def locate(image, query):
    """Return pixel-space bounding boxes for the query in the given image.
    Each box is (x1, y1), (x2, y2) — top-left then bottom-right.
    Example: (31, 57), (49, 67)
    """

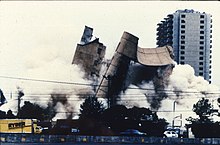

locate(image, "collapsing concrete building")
(72, 26), (106, 79)
(95, 32), (175, 108)
(72, 26), (175, 109)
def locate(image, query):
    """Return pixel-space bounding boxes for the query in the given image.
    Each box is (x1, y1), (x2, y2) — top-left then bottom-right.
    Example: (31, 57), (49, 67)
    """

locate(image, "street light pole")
(172, 101), (176, 128)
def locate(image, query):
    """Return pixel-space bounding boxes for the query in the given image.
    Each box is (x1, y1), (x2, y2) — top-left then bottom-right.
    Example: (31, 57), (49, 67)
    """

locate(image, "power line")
(3, 93), (220, 101)
(9, 109), (194, 114)
(3, 91), (220, 98)
(4, 90), (220, 98)
(8, 96), (219, 103)
(0, 75), (93, 86)
(0, 75), (220, 95)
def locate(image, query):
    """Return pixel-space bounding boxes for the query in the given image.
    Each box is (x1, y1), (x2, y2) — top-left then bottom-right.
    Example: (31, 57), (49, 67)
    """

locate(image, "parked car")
(165, 127), (188, 138)
(163, 130), (178, 138)
(120, 129), (147, 136)
(71, 128), (79, 134)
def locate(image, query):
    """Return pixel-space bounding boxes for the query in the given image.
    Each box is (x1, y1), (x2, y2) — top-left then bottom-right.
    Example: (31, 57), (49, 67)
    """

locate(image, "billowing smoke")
(119, 63), (174, 110)
(166, 64), (219, 109)
(167, 64), (219, 96)
(0, 46), (94, 120)
(23, 61), (94, 120)
(119, 63), (220, 124)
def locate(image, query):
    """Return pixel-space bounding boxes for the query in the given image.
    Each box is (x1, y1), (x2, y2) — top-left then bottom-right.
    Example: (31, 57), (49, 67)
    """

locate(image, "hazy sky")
(0, 1), (220, 98)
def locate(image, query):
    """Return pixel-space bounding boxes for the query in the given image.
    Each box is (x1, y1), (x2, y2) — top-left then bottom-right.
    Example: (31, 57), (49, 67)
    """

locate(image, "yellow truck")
(0, 119), (42, 134)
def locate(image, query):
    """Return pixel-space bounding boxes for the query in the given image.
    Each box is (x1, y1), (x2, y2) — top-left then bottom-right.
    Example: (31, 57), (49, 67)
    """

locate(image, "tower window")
(181, 30), (185, 34)
(181, 25), (185, 29)
(199, 72), (203, 76)
(181, 35), (185, 39)
(199, 67), (203, 71)
(93, 60), (99, 66)
(181, 20), (185, 23)
(200, 31), (204, 34)
(181, 46), (185, 49)
(181, 41), (185, 44)
(199, 62), (203, 65)
(200, 46), (204, 50)
(180, 56), (185, 60)
(180, 51), (185, 54)
(200, 20), (204, 24)
(199, 57), (204, 60)
(199, 51), (204, 55)
(200, 25), (204, 29)
(181, 14), (186, 18)
(200, 36), (204, 39)
(200, 41), (204, 45)
(97, 47), (102, 55)
(200, 15), (205, 18)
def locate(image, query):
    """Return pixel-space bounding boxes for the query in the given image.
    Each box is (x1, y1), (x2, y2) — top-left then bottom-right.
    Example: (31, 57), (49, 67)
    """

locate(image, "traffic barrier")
(1, 133), (220, 144)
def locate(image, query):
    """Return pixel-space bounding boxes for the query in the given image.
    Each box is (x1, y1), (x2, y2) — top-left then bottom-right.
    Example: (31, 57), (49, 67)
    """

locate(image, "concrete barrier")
(1, 134), (220, 144)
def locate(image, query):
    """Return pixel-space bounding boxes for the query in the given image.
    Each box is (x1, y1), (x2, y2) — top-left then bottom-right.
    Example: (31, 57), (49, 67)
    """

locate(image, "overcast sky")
(0, 1), (220, 98)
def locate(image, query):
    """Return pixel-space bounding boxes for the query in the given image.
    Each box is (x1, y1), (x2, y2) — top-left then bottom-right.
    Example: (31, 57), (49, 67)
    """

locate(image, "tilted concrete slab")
(137, 46), (174, 66)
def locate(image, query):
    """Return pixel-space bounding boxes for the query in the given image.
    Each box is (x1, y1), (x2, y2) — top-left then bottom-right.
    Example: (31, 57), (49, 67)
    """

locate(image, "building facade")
(156, 9), (212, 83)
(72, 26), (106, 79)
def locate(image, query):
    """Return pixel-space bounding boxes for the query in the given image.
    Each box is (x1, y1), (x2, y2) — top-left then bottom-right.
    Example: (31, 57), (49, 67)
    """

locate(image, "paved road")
(0, 143), (198, 145)
(1, 143), (127, 145)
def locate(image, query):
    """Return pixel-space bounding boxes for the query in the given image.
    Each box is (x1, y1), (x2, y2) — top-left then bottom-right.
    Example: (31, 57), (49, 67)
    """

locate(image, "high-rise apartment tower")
(156, 9), (212, 83)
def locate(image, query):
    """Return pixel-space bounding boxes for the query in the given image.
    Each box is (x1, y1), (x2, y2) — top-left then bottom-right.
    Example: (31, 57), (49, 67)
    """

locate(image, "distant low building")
(72, 26), (106, 79)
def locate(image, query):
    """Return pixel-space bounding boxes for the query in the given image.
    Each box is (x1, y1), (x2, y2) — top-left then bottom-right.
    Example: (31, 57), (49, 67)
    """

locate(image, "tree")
(192, 98), (213, 122)
(17, 101), (49, 121)
(6, 110), (16, 119)
(102, 105), (127, 122)
(79, 96), (105, 120)
(0, 110), (6, 119)
(79, 96), (105, 135)
(101, 105), (168, 136)
(186, 98), (220, 138)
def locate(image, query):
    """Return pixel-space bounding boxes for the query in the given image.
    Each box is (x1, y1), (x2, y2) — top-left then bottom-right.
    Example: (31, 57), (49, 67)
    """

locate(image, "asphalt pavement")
(0, 143), (197, 145)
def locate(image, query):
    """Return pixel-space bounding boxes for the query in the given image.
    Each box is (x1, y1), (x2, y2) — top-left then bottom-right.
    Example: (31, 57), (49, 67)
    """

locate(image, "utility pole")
(172, 101), (176, 128)
(106, 75), (112, 108)
(17, 90), (24, 117)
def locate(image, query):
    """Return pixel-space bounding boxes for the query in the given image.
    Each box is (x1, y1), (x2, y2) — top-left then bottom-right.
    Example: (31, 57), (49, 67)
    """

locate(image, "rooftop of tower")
(175, 9), (210, 15)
